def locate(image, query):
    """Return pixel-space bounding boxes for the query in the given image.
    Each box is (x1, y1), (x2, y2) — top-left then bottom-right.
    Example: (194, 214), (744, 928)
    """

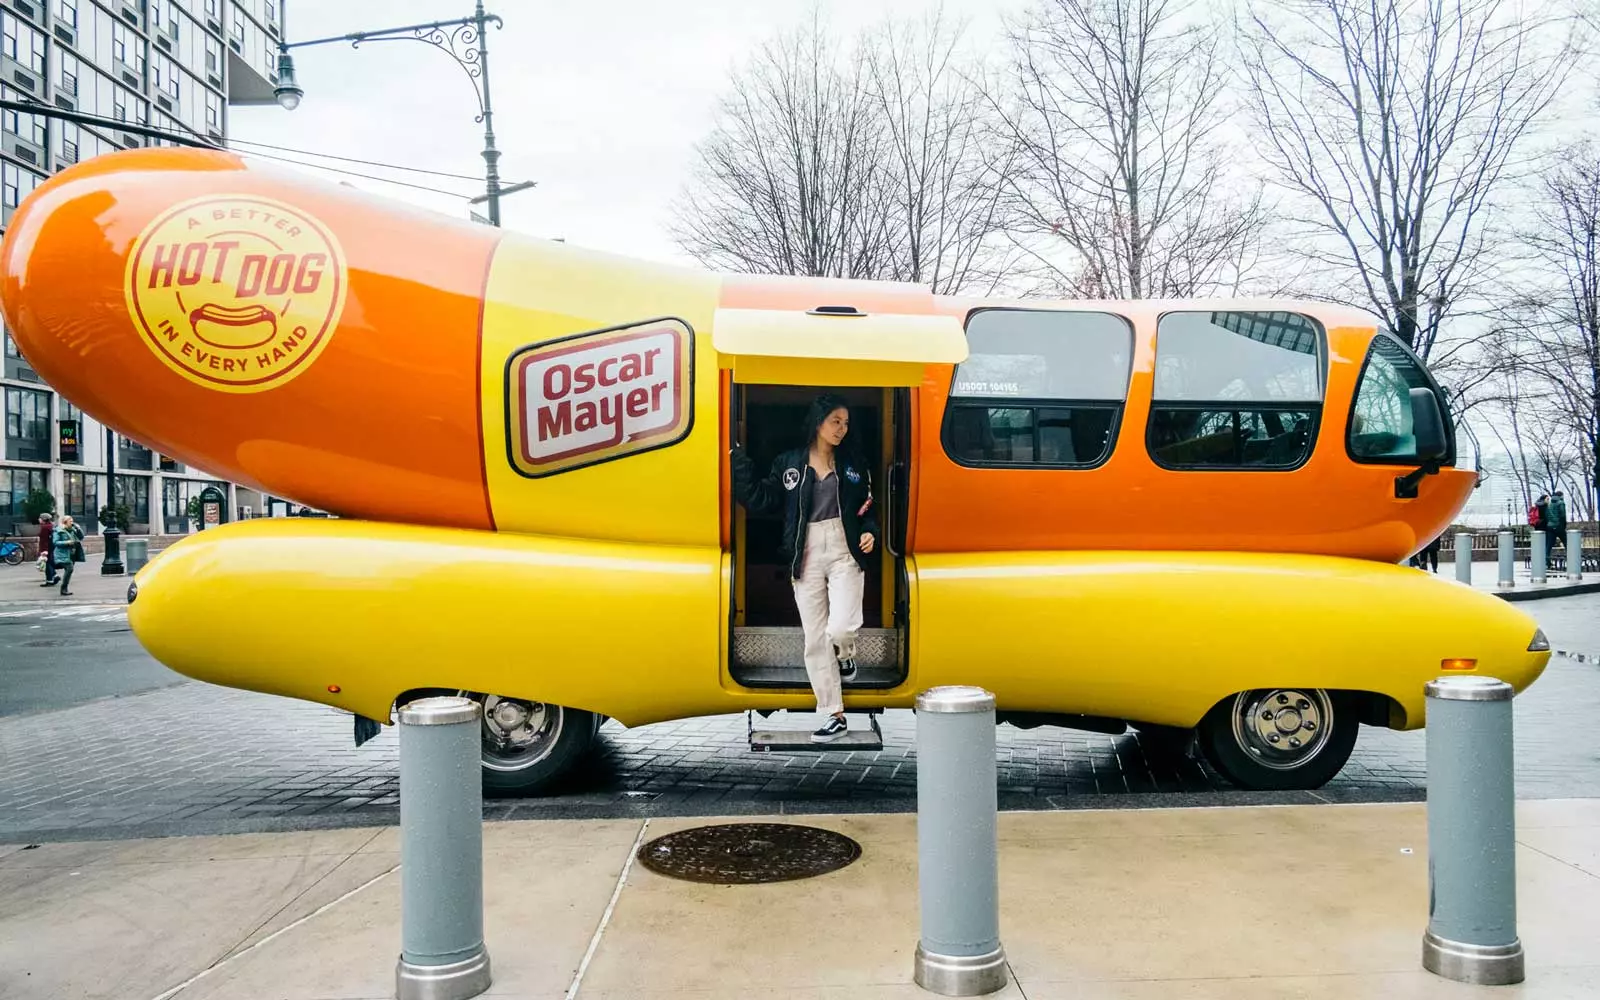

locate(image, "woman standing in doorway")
(731, 394), (879, 743)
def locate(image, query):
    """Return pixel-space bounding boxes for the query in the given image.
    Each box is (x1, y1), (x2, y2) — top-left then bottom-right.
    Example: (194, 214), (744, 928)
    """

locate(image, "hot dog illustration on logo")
(123, 194), (347, 393)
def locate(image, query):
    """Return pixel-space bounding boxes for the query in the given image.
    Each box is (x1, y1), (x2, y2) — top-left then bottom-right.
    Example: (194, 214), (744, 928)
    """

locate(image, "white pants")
(792, 517), (864, 717)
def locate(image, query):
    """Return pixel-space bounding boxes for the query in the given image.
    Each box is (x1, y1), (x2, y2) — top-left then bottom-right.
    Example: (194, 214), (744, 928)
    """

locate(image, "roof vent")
(806, 305), (865, 317)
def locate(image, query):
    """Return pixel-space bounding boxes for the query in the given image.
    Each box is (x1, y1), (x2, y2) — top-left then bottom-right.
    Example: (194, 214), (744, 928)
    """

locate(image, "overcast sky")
(229, 0), (1017, 266)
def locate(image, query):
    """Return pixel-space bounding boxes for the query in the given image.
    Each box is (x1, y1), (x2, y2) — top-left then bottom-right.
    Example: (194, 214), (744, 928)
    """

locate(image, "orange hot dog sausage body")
(1, 148), (501, 531)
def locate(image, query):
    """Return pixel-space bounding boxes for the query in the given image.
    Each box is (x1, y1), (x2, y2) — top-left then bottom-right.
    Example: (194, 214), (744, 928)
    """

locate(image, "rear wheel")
(475, 695), (599, 796)
(1197, 688), (1358, 791)
(2, 544), (22, 566)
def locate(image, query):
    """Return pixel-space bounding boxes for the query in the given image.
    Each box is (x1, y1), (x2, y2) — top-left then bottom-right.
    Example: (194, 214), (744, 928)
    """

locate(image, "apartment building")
(1, 0), (283, 536)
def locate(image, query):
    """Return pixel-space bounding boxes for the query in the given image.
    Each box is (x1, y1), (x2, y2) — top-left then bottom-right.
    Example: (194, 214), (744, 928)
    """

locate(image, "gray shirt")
(809, 470), (841, 522)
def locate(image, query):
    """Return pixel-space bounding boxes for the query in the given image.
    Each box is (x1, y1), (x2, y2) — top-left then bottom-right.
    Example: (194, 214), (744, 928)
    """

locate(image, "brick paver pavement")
(2, 593), (1596, 842)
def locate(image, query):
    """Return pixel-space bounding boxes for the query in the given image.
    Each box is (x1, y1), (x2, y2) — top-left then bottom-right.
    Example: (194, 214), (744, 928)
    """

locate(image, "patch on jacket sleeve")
(783, 468), (801, 490)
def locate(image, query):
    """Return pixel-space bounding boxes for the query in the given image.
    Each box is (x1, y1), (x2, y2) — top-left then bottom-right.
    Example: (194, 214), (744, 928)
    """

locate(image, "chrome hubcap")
(476, 694), (563, 772)
(1231, 689), (1333, 770)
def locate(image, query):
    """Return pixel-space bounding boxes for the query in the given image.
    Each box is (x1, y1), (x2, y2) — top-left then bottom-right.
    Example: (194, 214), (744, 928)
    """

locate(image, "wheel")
(2, 545), (22, 566)
(474, 694), (599, 796)
(1196, 688), (1358, 791)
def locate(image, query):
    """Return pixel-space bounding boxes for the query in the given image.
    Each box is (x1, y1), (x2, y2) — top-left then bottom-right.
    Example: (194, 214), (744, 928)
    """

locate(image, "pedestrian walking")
(1548, 491), (1568, 557)
(37, 512), (57, 587)
(1420, 534), (1442, 573)
(52, 515), (82, 596)
(731, 394), (879, 743)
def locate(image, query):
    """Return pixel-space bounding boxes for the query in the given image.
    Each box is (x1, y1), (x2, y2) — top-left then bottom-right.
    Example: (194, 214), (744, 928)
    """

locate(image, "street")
(1, 592), (1597, 844)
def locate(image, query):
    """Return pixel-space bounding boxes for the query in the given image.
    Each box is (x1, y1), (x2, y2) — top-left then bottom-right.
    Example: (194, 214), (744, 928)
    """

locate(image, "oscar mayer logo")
(124, 195), (348, 393)
(507, 319), (694, 477)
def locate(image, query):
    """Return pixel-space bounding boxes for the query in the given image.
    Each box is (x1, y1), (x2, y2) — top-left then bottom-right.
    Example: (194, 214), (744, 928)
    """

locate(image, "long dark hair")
(803, 393), (852, 452)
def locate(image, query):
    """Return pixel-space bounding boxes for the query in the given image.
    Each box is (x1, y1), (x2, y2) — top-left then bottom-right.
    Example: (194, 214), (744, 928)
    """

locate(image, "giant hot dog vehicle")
(0, 149), (1550, 793)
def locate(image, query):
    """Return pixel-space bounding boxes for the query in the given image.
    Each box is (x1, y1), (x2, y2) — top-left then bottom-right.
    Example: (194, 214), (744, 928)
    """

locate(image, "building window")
(1, 467), (49, 528)
(153, 54), (178, 99)
(3, 327), (18, 357)
(1146, 310), (1325, 471)
(3, 16), (46, 74)
(61, 136), (77, 163)
(205, 34), (220, 73)
(231, 10), (244, 42)
(64, 471), (98, 532)
(5, 386), (52, 462)
(113, 475), (151, 530)
(204, 92), (220, 130)
(3, 87), (47, 146)
(206, 0), (220, 19)
(117, 435), (153, 471)
(55, 0), (77, 29)
(1347, 334), (1453, 465)
(942, 309), (1132, 469)
(59, 53), (77, 95)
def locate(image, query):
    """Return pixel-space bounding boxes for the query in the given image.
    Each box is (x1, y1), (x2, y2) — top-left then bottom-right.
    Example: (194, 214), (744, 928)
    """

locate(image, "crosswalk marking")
(0, 605), (127, 623)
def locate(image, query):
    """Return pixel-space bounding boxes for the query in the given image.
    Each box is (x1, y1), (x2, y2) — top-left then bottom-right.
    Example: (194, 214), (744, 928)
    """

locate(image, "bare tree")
(991, 0), (1267, 298)
(1241, 0), (1574, 362)
(863, 10), (1015, 292)
(672, 11), (1009, 292)
(1511, 143), (1600, 519)
(672, 17), (898, 280)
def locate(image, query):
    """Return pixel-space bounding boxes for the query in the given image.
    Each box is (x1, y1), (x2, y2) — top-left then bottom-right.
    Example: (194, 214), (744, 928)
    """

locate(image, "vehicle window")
(1154, 310), (1322, 402)
(1348, 334), (1450, 463)
(943, 309), (1132, 470)
(1148, 310), (1325, 471)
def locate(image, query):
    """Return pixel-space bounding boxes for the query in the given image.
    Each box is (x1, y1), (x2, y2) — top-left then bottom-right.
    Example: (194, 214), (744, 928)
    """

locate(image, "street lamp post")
(272, 1), (534, 226)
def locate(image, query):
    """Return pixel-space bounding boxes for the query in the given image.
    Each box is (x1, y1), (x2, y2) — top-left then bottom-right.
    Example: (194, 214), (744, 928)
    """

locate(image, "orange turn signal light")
(327, 684), (342, 693)
(1440, 659), (1477, 672)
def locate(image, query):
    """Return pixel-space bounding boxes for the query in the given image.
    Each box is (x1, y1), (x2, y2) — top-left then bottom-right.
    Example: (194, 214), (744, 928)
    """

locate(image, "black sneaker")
(837, 656), (857, 681)
(811, 715), (848, 743)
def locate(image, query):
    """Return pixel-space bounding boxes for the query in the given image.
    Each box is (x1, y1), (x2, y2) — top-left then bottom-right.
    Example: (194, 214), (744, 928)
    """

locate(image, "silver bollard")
(1530, 530), (1547, 585)
(1497, 530), (1514, 588)
(914, 686), (1007, 996)
(1568, 529), (1585, 581)
(1422, 677), (1523, 986)
(1454, 532), (1473, 584)
(396, 697), (492, 1000)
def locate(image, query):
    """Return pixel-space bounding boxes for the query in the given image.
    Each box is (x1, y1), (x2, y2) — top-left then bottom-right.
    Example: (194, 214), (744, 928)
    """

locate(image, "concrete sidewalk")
(2, 801), (1597, 999)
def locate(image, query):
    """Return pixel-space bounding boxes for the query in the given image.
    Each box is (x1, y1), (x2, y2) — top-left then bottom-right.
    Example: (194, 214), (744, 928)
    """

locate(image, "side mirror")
(1410, 387), (1448, 462)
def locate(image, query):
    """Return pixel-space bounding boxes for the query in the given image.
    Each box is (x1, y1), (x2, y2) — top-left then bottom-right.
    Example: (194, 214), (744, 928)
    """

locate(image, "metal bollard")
(1422, 677), (1522, 986)
(1530, 530), (1546, 585)
(396, 697), (492, 1000)
(1454, 532), (1473, 584)
(1568, 529), (1585, 581)
(914, 686), (1007, 997)
(1497, 530), (1514, 588)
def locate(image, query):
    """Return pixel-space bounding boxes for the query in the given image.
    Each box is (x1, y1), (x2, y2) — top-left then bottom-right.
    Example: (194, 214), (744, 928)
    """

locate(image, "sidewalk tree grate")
(636, 822), (860, 884)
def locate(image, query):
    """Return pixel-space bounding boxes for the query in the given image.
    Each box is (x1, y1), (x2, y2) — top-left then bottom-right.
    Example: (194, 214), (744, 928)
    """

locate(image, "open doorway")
(729, 382), (909, 690)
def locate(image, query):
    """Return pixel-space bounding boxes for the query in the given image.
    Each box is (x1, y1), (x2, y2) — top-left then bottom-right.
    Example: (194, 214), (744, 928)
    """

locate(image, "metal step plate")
(735, 664), (902, 690)
(749, 727), (884, 753)
(733, 626), (898, 670)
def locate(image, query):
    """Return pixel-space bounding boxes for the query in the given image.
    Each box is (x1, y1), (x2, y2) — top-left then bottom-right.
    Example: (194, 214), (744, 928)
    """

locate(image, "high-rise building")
(1, 0), (284, 538)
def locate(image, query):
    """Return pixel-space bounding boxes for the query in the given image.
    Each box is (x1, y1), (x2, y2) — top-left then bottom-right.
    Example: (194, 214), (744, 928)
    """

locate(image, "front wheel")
(2, 544), (22, 566)
(1197, 688), (1358, 791)
(474, 694), (599, 796)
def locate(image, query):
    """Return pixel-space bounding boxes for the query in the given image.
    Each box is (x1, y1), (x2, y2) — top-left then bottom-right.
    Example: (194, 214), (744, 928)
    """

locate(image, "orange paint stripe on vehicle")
(0, 148), (503, 531)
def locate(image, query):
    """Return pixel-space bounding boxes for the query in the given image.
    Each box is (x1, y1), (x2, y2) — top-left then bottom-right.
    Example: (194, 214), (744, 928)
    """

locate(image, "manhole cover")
(636, 823), (860, 884)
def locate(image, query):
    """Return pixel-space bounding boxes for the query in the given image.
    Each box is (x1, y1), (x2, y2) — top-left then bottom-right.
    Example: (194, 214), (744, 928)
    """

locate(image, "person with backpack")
(1549, 491), (1568, 556)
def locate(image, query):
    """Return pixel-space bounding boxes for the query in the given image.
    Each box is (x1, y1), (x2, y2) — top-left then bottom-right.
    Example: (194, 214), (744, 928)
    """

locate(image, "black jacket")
(731, 446), (879, 579)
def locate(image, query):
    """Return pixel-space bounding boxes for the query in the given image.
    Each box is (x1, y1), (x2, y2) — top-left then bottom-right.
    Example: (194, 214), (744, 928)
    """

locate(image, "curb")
(1491, 580), (1600, 603)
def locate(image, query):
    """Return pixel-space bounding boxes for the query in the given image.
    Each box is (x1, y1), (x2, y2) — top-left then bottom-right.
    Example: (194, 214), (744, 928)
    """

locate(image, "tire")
(1197, 688), (1358, 791)
(474, 694), (599, 796)
(2, 545), (22, 566)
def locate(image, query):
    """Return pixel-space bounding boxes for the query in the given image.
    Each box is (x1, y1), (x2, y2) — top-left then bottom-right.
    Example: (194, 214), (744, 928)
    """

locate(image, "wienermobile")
(0, 149), (1549, 793)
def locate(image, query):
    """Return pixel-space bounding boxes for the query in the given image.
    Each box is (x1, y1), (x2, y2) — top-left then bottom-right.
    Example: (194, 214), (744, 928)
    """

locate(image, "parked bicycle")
(0, 533), (26, 566)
